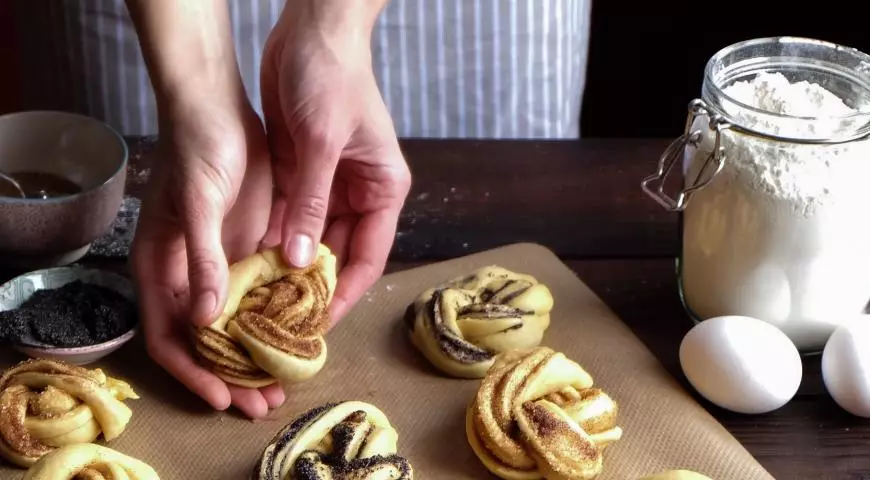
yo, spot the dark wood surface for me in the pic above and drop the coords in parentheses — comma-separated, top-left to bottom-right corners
(33, 137, 870, 479)
(124, 137, 680, 260)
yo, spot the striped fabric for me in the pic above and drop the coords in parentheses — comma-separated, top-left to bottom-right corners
(15, 0, 591, 139)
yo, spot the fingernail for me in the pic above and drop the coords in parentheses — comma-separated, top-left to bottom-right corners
(287, 234, 314, 268)
(199, 291, 218, 324)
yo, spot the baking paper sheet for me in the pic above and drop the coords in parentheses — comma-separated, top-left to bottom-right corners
(0, 243, 773, 479)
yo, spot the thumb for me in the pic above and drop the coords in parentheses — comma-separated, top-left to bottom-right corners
(183, 186, 229, 327)
(280, 132, 340, 268)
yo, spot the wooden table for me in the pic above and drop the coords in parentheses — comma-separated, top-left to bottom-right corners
(36, 137, 870, 478)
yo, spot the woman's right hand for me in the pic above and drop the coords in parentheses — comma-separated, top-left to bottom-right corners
(130, 90, 284, 419)
(259, 0, 410, 324)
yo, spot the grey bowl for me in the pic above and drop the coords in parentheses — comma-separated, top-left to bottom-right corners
(0, 265, 139, 365)
(0, 111, 128, 269)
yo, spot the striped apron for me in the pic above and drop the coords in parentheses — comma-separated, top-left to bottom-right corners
(15, 0, 591, 139)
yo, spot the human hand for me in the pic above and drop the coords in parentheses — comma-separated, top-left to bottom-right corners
(260, 3, 411, 323)
(130, 91, 285, 419)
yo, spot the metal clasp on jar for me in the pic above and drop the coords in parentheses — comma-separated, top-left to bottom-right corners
(641, 99, 732, 211)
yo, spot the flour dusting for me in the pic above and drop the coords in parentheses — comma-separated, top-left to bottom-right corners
(715, 72, 870, 214)
(724, 72, 854, 118)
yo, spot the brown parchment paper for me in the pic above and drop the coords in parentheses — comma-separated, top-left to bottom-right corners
(0, 243, 773, 480)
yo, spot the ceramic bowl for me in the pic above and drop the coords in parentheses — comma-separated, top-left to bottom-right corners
(0, 265, 138, 365)
(0, 111, 127, 270)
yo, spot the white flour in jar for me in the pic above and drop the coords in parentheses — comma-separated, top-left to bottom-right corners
(680, 72, 870, 351)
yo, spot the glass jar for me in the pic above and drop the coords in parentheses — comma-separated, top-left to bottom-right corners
(642, 37, 870, 353)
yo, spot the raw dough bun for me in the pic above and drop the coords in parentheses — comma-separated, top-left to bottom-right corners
(406, 265, 553, 378)
(253, 400, 413, 479)
(0, 359, 138, 468)
(193, 245, 337, 388)
(466, 347, 622, 480)
(23, 443, 159, 480)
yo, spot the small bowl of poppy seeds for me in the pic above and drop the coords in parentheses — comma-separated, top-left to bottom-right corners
(0, 265, 137, 365)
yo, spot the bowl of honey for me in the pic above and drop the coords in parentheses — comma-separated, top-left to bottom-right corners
(0, 111, 127, 269)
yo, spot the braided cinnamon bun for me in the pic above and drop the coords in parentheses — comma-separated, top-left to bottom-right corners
(23, 443, 159, 480)
(466, 347, 622, 480)
(193, 245, 337, 388)
(0, 359, 139, 468)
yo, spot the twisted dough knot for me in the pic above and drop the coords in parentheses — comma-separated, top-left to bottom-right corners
(254, 401, 413, 480)
(0, 359, 138, 468)
(406, 266, 554, 378)
(466, 347, 623, 480)
(194, 245, 337, 388)
(23, 443, 159, 480)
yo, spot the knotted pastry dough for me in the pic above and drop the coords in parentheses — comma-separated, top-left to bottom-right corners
(194, 245, 337, 388)
(253, 401, 413, 479)
(406, 265, 554, 378)
(0, 359, 138, 468)
(466, 347, 623, 480)
(23, 443, 159, 480)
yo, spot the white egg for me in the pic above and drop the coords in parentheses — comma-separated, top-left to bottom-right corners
(679, 315, 802, 414)
(822, 319, 870, 417)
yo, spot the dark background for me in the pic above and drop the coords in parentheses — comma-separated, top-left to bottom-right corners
(1, 1, 867, 139)
(580, 1, 869, 137)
